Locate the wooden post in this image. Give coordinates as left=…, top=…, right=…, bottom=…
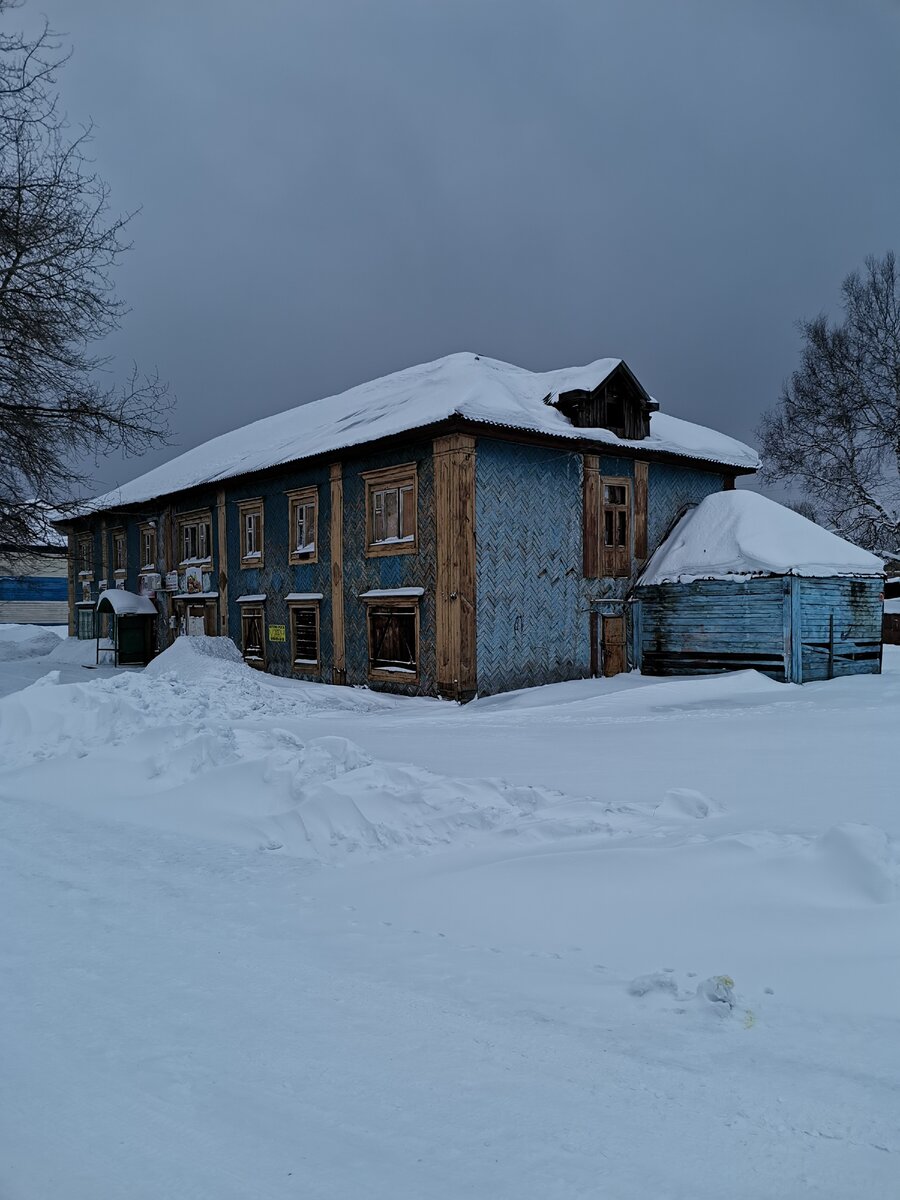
left=828, top=612, right=834, bottom=680
left=790, top=575, right=802, bottom=683
left=216, top=487, right=228, bottom=636
left=582, top=455, right=600, bottom=578
left=100, top=519, right=108, bottom=584
left=330, top=462, right=346, bottom=684
left=434, top=433, right=477, bottom=700
left=66, top=530, right=76, bottom=636
left=633, top=460, right=648, bottom=561
left=631, top=599, right=643, bottom=672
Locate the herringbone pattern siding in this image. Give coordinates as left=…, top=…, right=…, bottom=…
left=341, top=442, right=437, bottom=696
left=475, top=441, right=727, bottom=695
left=226, top=467, right=333, bottom=681
left=475, top=440, right=588, bottom=694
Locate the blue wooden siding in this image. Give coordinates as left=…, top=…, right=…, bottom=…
left=340, top=441, right=437, bottom=696
left=797, top=577, right=882, bottom=680
left=227, top=465, right=333, bottom=683
left=474, top=439, right=727, bottom=694
left=71, top=435, right=748, bottom=696
left=636, top=575, right=882, bottom=682
left=0, top=575, right=68, bottom=601
left=475, top=439, right=588, bottom=694
left=636, top=578, right=787, bottom=677
left=646, top=462, right=728, bottom=552
left=220, top=440, right=436, bottom=692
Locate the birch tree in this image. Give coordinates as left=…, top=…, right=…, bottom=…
left=759, top=252, right=900, bottom=555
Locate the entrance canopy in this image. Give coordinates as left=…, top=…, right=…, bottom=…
left=96, top=588, right=157, bottom=616
left=96, top=589, right=157, bottom=666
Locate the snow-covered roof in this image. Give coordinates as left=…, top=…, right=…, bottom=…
left=639, top=490, right=884, bottom=585
left=75, top=353, right=759, bottom=516
left=96, top=588, right=158, bottom=615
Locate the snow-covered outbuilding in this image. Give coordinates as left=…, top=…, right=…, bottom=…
left=634, top=491, right=884, bottom=682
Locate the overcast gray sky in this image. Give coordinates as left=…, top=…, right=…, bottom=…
left=36, top=0, right=900, bottom=495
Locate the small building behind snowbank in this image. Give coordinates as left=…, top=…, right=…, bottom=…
left=0, top=512, right=68, bottom=626
left=634, top=491, right=884, bottom=682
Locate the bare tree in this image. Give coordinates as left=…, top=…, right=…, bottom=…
left=0, top=0, right=169, bottom=546
left=759, top=252, right=900, bottom=555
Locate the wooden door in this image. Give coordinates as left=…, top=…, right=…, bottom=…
left=602, top=615, right=627, bottom=676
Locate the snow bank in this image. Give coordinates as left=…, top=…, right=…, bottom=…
left=640, top=490, right=884, bottom=583
left=78, top=353, right=759, bottom=515
left=143, top=633, right=245, bottom=678
left=0, top=627, right=64, bottom=662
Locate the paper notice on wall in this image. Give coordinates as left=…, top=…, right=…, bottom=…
left=165, top=571, right=178, bottom=591
left=268, top=625, right=286, bottom=642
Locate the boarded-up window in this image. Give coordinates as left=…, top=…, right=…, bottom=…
left=181, top=601, right=215, bottom=636
left=287, top=487, right=318, bottom=563
left=600, top=478, right=631, bottom=578
left=241, top=605, right=265, bottom=667
left=367, top=602, right=418, bottom=677
left=363, top=464, right=417, bottom=556
left=290, top=603, right=319, bottom=669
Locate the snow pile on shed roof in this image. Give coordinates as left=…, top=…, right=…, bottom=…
left=77, top=352, right=759, bottom=514
left=640, top=490, right=884, bottom=585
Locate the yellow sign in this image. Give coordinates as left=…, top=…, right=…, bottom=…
left=268, top=624, right=286, bottom=642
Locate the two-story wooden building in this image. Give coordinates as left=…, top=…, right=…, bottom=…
left=58, top=352, right=760, bottom=698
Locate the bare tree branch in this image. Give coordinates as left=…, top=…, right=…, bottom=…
left=0, top=0, right=170, bottom=547
left=758, top=251, right=900, bottom=555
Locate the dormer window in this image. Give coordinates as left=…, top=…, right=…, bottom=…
left=548, top=361, right=657, bottom=439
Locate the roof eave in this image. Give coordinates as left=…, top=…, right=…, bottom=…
left=74, top=412, right=758, bottom=520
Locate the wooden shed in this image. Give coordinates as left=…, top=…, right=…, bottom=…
left=634, top=492, right=884, bottom=683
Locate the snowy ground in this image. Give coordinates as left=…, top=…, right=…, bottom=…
left=1, top=630, right=898, bottom=1198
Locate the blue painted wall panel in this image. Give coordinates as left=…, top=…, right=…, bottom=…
left=474, top=439, right=728, bottom=694
left=0, top=576, right=68, bottom=601
left=637, top=577, right=787, bottom=677
left=638, top=575, right=882, bottom=682
left=474, top=438, right=588, bottom=694
left=797, top=577, right=882, bottom=681
left=340, top=440, right=437, bottom=696
left=227, top=465, right=333, bottom=682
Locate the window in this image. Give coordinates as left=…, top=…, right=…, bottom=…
left=178, top=512, right=212, bottom=565
left=363, top=464, right=417, bottom=556
left=605, top=389, right=626, bottom=437
left=289, top=603, right=319, bottom=670
left=238, top=499, right=264, bottom=567
left=112, top=530, right=127, bottom=575
left=240, top=605, right=266, bottom=667
left=140, top=523, right=157, bottom=571
left=601, top=477, right=631, bottom=577
left=287, top=487, right=318, bottom=564
left=367, top=601, right=418, bottom=679
left=77, top=534, right=92, bottom=577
